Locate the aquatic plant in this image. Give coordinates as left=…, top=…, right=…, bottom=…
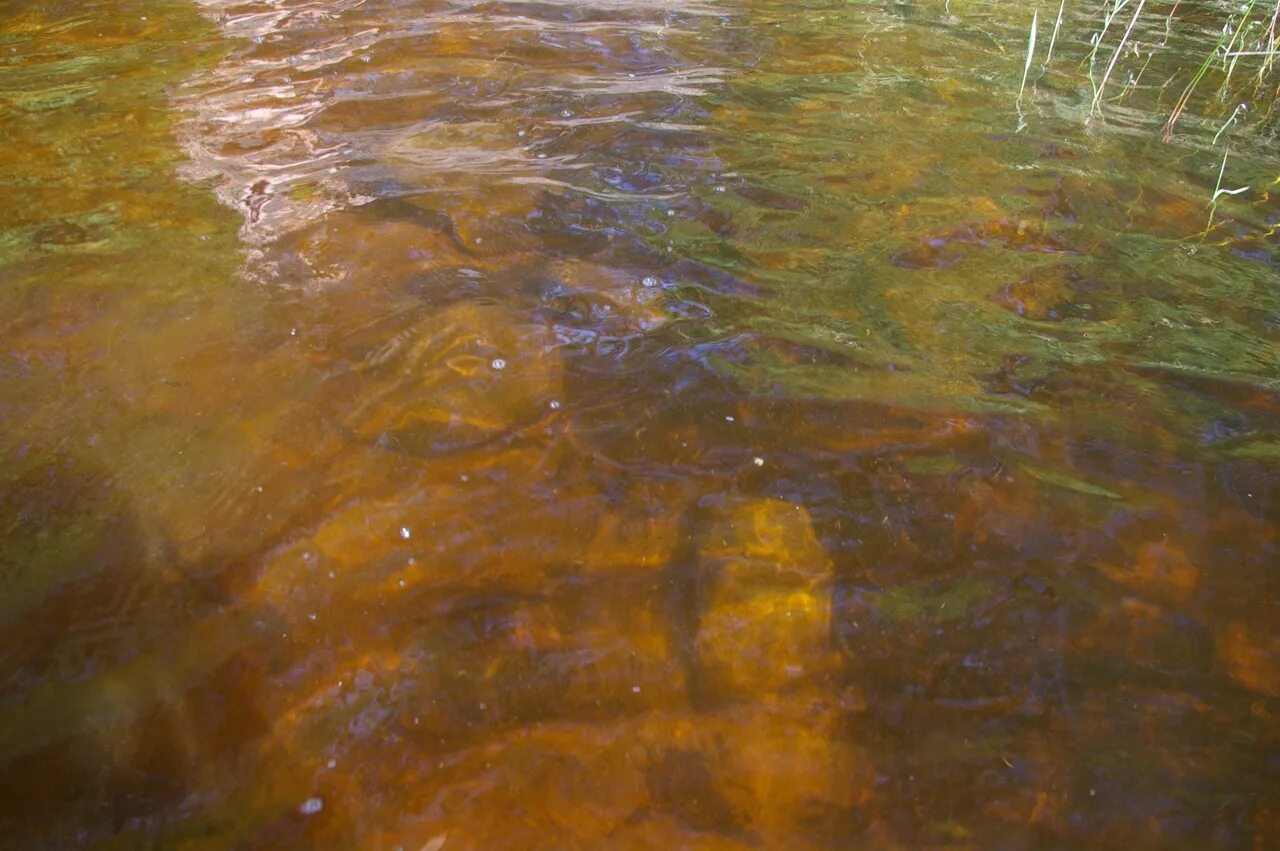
left=1010, top=0, right=1280, bottom=221
left=1016, top=0, right=1280, bottom=138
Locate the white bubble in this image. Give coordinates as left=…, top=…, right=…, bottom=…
left=753, top=457, right=765, bottom=467
left=641, top=276, right=659, bottom=288
left=299, top=797, right=324, bottom=816
left=491, top=358, right=506, bottom=371
left=399, top=526, right=411, bottom=540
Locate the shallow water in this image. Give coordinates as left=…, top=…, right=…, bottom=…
left=2, top=0, right=1278, bottom=847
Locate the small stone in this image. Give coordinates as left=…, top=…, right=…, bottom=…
left=299, top=797, right=324, bottom=815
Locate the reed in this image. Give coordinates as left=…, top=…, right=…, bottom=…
left=1016, top=8, right=1038, bottom=130
left=1091, top=0, right=1148, bottom=114
left=1012, top=0, right=1280, bottom=139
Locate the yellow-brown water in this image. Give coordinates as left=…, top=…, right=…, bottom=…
left=2, top=0, right=1278, bottom=847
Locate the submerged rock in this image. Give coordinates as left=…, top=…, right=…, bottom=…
left=1094, top=539, right=1199, bottom=605
left=354, top=702, right=868, bottom=849
left=693, top=499, right=838, bottom=698
left=989, top=263, right=1101, bottom=322
left=335, top=301, right=563, bottom=457
left=1220, top=621, right=1280, bottom=697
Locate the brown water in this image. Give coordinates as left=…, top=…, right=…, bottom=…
left=2, top=0, right=1279, bottom=847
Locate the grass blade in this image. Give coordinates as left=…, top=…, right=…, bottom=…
left=1044, top=0, right=1066, bottom=69
left=1091, top=0, right=1147, bottom=116
left=1017, top=9, right=1039, bottom=129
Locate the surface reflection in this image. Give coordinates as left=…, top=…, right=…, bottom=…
left=1, top=0, right=1278, bottom=848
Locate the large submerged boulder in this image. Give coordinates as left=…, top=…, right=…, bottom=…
left=694, top=498, right=839, bottom=699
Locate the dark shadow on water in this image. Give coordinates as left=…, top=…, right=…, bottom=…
left=0, top=443, right=273, bottom=849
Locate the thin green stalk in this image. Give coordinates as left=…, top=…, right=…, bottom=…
left=1092, top=0, right=1148, bottom=115
left=1207, top=149, right=1250, bottom=232
left=1164, top=24, right=1234, bottom=140
left=1219, top=0, right=1258, bottom=94
left=1112, top=50, right=1154, bottom=101
left=1211, top=103, right=1247, bottom=145
left=1087, top=0, right=1134, bottom=102
left=1260, top=0, right=1280, bottom=82
left=1161, top=0, right=1179, bottom=47
left=1043, top=0, right=1066, bottom=69
left=1017, top=9, right=1039, bottom=130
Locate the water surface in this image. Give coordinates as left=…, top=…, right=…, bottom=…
left=2, top=0, right=1278, bottom=847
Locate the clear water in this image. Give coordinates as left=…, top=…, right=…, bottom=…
left=2, top=0, right=1278, bottom=847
